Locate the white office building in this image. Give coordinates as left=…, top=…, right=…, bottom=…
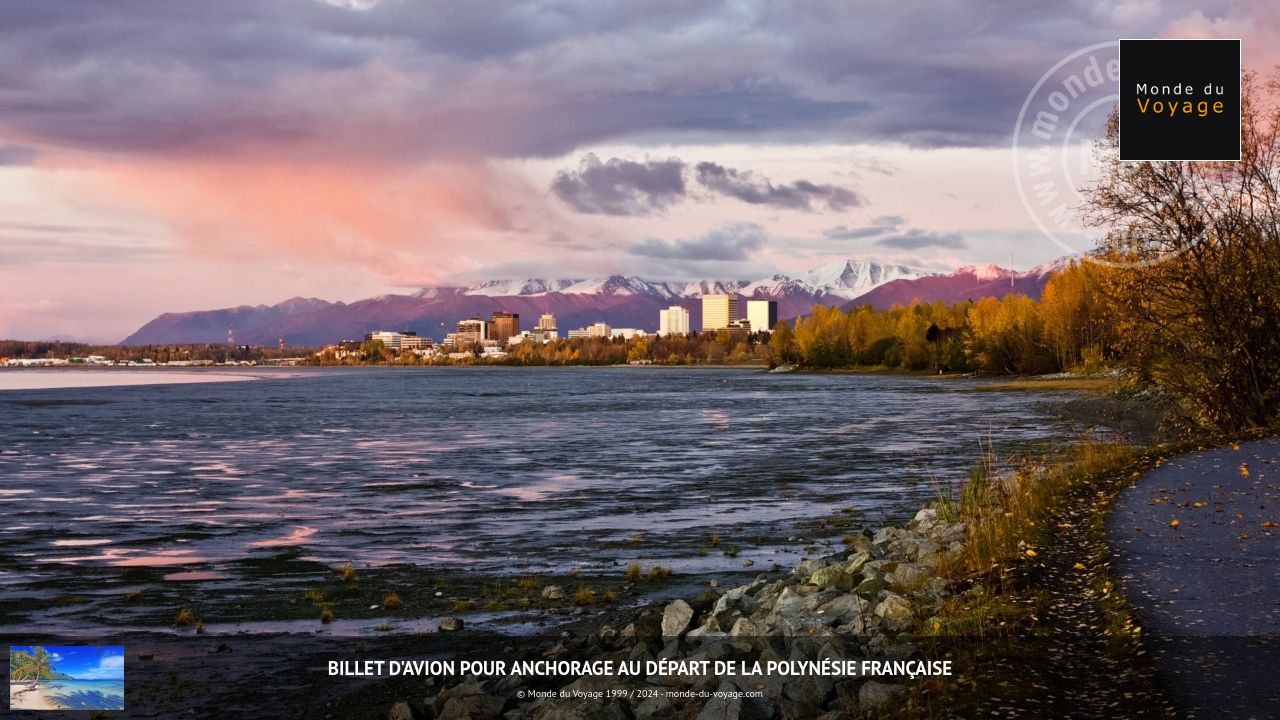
left=746, top=300, right=778, bottom=334
left=658, top=306, right=690, bottom=336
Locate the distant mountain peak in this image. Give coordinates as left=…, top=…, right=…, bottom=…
left=954, top=263, right=1012, bottom=281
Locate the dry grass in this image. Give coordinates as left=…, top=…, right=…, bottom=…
left=625, top=562, right=643, bottom=583
left=573, top=587, right=599, bottom=606
left=173, top=607, right=197, bottom=627
left=320, top=607, right=334, bottom=624
left=646, top=565, right=673, bottom=580
left=970, top=377, right=1120, bottom=394
left=451, top=599, right=478, bottom=613
left=625, top=562, right=675, bottom=582
left=383, top=591, right=402, bottom=610
left=939, top=439, right=1138, bottom=579
left=337, top=563, right=358, bottom=584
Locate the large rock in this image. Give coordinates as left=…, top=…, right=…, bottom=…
left=542, top=585, right=566, bottom=600
left=854, top=577, right=888, bottom=600
left=635, top=694, right=675, bottom=719
left=843, top=551, right=872, bottom=576
left=907, top=507, right=940, bottom=533
left=858, top=680, right=905, bottom=709
left=783, top=674, right=835, bottom=707
left=729, top=617, right=767, bottom=637
left=439, top=617, right=464, bottom=632
left=529, top=699, right=631, bottom=720
left=697, top=680, right=769, bottom=720
left=808, top=566, right=855, bottom=590
left=888, top=563, right=929, bottom=591
left=387, top=702, right=414, bottom=720
left=816, top=593, right=869, bottom=623
left=436, top=681, right=504, bottom=720
left=874, top=593, right=917, bottom=632
left=661, top=599, right=695, bottom=637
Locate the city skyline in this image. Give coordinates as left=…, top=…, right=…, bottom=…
left=2, top=1, right=1277, bottom=342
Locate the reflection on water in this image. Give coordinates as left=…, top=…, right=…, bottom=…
left=0, top=367, right=1083, bottom=631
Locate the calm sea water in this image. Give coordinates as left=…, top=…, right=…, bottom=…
left=14, top=679, right=125, bottom=710
left=0, top=367, right=1083, bottom=632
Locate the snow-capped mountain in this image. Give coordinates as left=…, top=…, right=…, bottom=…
left=446, top=260, right=934, bottom=302
left=122, top=257, right=1073, bottom=346
left=798, top=260, right=936, bottom=299
left=848, top=257, right=1076, bottom=310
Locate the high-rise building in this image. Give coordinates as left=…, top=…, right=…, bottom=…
left=490, top=311, right=520, bottom=343
left=659, top=306, right=690, bottom=336
left=746, top=300, right=778, bottom=334
left=586, top=321, right=612, bottom=338
left=455, top=318, right=487, bottom=348
left=701, top=294, right=739, bottom=332
left=537, top=313, right=557, bottom=331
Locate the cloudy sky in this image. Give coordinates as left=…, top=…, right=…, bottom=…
left=0, top=0, right=1273, bottom=341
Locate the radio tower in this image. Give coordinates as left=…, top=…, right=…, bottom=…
left=278, top=337, right=285, bottom=351
left=227, top=323, right=235, bottom=345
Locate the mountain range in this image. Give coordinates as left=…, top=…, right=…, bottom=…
left=121, top=258, right=1071, bottom=346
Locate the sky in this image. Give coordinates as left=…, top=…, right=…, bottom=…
left=0, top=0, right=1275, bottom=341
left=11, top=646, right=125, bottom=681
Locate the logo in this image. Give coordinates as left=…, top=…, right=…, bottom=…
left=1119, top=39, right=1241, bottom=161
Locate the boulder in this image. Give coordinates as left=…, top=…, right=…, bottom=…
left=783, top=674, right=835, bottom=707
left=874, top=593, right=917, bottom=632
left=729, top=617, right=767, bottom=637
left=808, top=566, right=854, bottom=590
left=529, top=699, right=630, bottom=720
left=437, top=682, right=503, bottom=720
left=439, top=617, right=464, bottom=632
left=858, top=680, right=905, bottom=709
left=635, top=694, right=675, bottom=719
left=843, top=551, right=872, bottom=576
left=888, top=563, right=929, bottom=591
left=854, top=577, right=888, bottom=600
left=816, top=593, right=869, bottom=623
left=541, top=585, right=566, bottom=601
left=907, top=507, right=940, bottom=534
left=661, top=599, right=695, bottom=637
left=387, top=702, right=414, bottom=720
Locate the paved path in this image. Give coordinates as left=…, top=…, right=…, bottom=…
left=1109, top=438, right=1280, bottom=719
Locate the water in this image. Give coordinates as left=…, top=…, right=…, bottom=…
left=0, top=367, right=1084, bottom=634
left=10, top=679, right=125, bottom=710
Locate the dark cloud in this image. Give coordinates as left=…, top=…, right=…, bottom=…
left=628, top=222, right=766, bottom=261
left=824, top=214, right=905, bottom=239
left=0, top=1, right=1181, bottom=160
left=550, top=154, right=686, bottom=215
left=695, top=162, right=861, bottom=211
left=0, top=145, right=36, bottom=165
left=873, top=229, right=966, bottom=250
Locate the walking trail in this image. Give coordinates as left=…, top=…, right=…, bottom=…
left=1108, top=438, right=1280, bottom=719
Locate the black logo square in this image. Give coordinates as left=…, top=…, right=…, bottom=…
left=1119, top=39, right=1240, bottom=161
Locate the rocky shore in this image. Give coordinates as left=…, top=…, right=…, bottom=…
left=385, top=507, right=969, bottom=719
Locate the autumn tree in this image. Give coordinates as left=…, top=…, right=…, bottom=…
left=1084, top=74, right=1280, bottom=429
